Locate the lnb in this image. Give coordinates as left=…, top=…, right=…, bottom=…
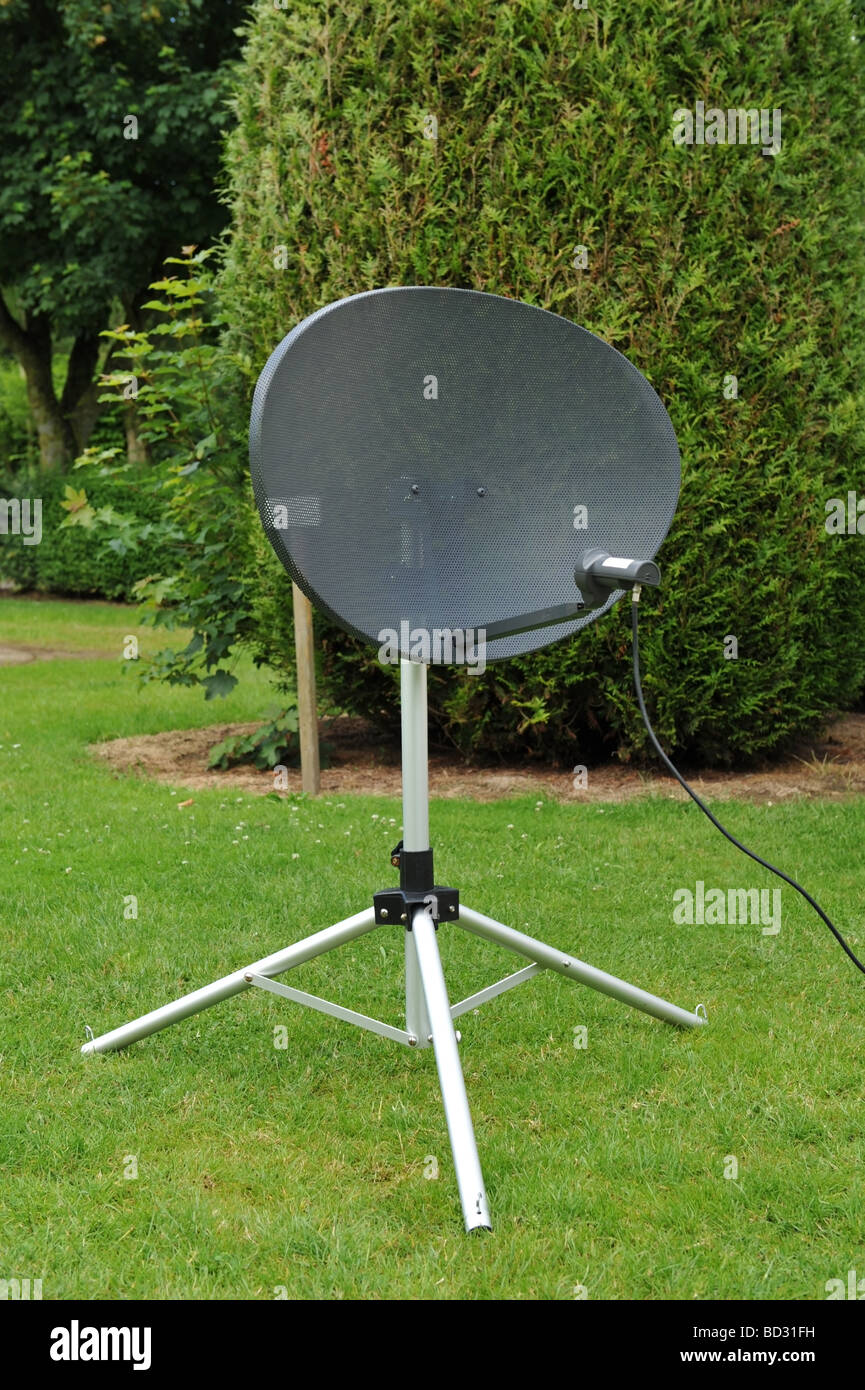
left=574, top=548, right=661, bottom=611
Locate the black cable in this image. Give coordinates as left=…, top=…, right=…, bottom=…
left=631, top=595, right=865, bottom=977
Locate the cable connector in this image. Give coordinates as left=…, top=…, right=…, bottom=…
left=632, top=584, right=642, bottom=604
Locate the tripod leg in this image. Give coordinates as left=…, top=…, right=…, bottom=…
left=458, top=905, right=706, bottom=1030
left=405, top=927, right=432, bottom=1048
left=412, top=909, right=492, bottom=1232
left=81, top=908, right=379, bottom=1055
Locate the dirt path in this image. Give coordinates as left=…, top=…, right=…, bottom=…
left=0, top=642, right=115, bottom=665
left=10, top=602, right=864, bottom=802
left=90, top=712, right=865, bottom=803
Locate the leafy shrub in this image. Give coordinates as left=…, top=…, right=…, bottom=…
left=216, top=0, right=865, bottom=764
left=65, top=249, right=259, bottom=700
left=0, top=468, right=174, bottom=599
left=208, top=705, right=299, bottom=770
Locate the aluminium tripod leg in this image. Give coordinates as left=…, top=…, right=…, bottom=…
left=405, top=926, right=432, bottom=1048
left=458, top=905, right=706, bottom=1030
left=411, top=908, right=492, bottom=1232
left=81, top=908, right=379, bottom=1055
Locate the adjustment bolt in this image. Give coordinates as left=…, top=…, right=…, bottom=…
left=410, top=483, right=420, bottom=495
left=450, top=905, right=456, bottom=914
left=401, top=912, right=407, bottom=923
left=408, top=1036, right=418, bottom=1047
left=477, top=487, right=486, bottom=497
left=380, top=908, right=389, bottom=919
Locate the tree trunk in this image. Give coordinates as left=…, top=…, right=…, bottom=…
left=28, top=386, right=73, bottom=471
left=123, top=402, right=150, bottom=466
left=21, top=325, right=76, bottom=472
left=120, top=293, right=151, bottom=466
left=69, top=380, right=101, bottom=451
left=61, top=332, right=102, bottom=452
left=0, top=296, right=75, bottom=472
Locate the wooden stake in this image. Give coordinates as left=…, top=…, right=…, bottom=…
left=292, top=582, right=320, bottom=795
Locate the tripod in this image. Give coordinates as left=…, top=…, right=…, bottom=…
left=82, top=658, right=706, bottom=1232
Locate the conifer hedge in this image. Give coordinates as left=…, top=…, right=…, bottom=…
left=220, top=0, right=865, bottom=763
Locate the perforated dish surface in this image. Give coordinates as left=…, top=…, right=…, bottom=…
left=249, top=287, right=680, bottom=661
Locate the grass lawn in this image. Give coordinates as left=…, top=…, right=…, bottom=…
left=0, top=592, right=180, bottom=655
left=1, top=596, right=864, bottom=1300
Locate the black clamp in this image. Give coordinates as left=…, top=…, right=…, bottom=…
left=373, top=886, right=459, bottom=929
left=373, top=842, right=459, bottom=928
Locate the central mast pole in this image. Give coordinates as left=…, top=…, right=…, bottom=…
left=400, top=657, right=430, bottom=854
left=401, top=658, right=432, bottom=1050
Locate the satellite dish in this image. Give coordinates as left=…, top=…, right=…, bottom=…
left=249, top=287, right=680, bottom=661
left=82, top=289, right=704, bottom=1236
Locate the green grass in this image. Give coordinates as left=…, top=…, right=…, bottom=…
left=0, top=592, right=187, bottom=656
left=1, top=597, right=864, bottom=1300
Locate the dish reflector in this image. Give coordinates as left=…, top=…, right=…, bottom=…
left=250, top=287, right=680, bottom=662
